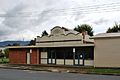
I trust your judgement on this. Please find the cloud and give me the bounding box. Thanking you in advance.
[30,8,54,27]
[2,3,27,29]
[0,2,58,40]
[93,18,108,25]
[0,23,16,36]
[0,0,120,41]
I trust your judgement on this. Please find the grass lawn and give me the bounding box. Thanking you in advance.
[0,58,9,63]
[89,69,120,74]
[88,68,120,74]
[65,67,120,75]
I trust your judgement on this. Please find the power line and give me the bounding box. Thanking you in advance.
[14,1,120,13]
[0,2,120,17]
[10,1,120,13]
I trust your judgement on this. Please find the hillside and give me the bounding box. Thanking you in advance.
[0,41,30,47]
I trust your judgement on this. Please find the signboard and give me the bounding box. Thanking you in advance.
[73,48,75,53]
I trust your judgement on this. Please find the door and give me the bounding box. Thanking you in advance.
[48,50,56,64]
[75,53,84,66]
[27,53,30,64]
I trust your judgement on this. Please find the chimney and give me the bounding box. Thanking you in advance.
[85,31,88,35]
[82,32,85,39]
[82,31,87,39]
[82,31,88,43]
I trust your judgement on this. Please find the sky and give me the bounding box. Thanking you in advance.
[0,0,120,41]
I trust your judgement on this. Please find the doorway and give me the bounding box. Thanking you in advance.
[48,50,56,64]
[75,53,84,66]
[26,53,30,64]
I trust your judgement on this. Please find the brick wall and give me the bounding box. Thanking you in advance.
[9,48,27,64]
[30,48,38,64]
[9,48,39,64]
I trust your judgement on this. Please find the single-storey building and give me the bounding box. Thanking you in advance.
[8,26,94,66]
[8,26,120,68]
[91,33,120,68]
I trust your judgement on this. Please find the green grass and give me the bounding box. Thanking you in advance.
[0,58,9,63]
[88,68,120,74]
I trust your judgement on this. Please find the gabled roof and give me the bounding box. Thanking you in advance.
[91,33,120,39]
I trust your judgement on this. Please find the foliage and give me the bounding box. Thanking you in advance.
[6,43,20,46]
[28,39,36,45]
[0,50,4,58]
[0,58,9,63]
[0,49,9,59]
[74,24,94,36]
[106,23,120,33]
[41,30,48,36]
[12,43,20,46]
[4,49,9,58]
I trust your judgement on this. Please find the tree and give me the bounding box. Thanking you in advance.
[41,30,48,36]
[28,39,36,45]
[106,23,120,33]
[0,50,4,58]
[74,24,94,36]
[6,43,20,46]
[6,44,12,46]
[4,49,9,58]
[12,43,20,46]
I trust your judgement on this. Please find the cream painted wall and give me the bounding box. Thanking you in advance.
[94,38,120,67]
[65,59,73,65]
[41,59,47,64]
[36,27,94,47]
[36,27,83,47]
[56,59,64,65]
[85,60,94,66]
[36,33,83,42]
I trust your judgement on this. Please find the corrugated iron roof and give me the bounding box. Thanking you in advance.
[91,32,120,39]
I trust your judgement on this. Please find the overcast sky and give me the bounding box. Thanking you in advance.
[0,0,120,41]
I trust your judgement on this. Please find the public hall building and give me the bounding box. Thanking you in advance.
[8,26,120,68]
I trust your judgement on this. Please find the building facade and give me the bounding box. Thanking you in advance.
[8,26,94,66]
[8,27,120,68]
[92,33,120,68]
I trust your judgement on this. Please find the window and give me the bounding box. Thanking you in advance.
[76,47,94,60]
[40,48,48,64]
[64,48,73,59]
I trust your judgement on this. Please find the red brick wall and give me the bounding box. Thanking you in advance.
[9,48,27,64]
[30,48,38,64]
[9,48,39,64]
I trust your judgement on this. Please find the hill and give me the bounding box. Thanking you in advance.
[0,41,30,47]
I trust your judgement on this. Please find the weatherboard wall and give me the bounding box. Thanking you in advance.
[94,37,120,67]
